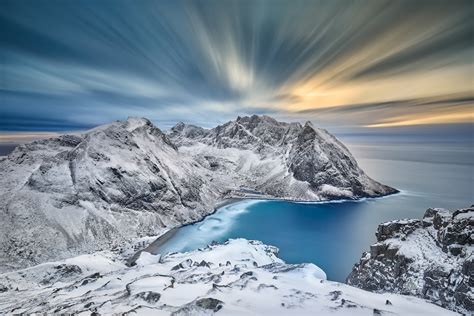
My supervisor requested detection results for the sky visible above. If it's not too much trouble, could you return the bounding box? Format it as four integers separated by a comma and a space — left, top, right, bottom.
0, 0, 473, 142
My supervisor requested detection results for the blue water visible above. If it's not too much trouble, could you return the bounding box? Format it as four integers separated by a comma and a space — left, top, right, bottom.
157, 138, 473, 282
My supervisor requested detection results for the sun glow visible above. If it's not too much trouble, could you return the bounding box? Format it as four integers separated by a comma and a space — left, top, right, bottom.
365, 109, 474, 128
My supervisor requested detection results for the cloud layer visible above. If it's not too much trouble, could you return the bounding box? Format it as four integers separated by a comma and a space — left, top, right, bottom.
1, 0, 472, 132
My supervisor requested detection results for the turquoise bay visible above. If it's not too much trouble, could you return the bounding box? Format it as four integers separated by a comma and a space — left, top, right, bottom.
156, 136, 473, 282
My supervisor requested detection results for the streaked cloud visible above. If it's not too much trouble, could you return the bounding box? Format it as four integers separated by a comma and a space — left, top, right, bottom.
0, 0, 472, 132
0, 132, 61, 143
366, 109, 474, 128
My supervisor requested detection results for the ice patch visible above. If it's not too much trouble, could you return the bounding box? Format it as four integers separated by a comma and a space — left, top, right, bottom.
154, 199, 262, 254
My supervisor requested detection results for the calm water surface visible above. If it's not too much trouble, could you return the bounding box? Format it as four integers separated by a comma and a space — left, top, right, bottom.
149, 138, 473, 282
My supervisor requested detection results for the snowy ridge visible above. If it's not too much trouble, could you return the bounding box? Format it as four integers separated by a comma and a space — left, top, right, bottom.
0, 115, 395, 272
0, 239, 455, 315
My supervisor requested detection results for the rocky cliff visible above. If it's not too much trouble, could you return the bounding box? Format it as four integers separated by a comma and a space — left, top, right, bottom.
347, 206, 473, 314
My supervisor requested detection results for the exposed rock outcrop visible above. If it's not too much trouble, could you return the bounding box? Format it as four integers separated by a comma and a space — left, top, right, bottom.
347, 206, 473, 314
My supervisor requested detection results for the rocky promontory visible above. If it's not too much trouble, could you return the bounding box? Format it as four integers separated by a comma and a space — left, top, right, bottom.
347, 206, 473, 314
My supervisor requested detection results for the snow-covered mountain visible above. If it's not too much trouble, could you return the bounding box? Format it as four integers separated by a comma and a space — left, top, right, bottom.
347, 206, 473, 314
0, 118, 220, 272
0, 116, 395, 272
169, 115, 396, 199
0, 239, 455, 315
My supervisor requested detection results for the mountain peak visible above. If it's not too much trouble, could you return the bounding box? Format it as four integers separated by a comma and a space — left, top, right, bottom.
171, 121, 186, 132
304, 120, 314, 128
236, 114, 279, 125
124, 117, 152, 131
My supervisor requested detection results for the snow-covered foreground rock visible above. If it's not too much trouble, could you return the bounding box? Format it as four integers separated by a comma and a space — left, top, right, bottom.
0, 239, 455, 315
0, 115, 396, 272
347, 206, 473, 314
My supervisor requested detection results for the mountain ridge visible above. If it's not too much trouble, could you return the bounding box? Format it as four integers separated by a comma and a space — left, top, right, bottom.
169, 114, 397, 199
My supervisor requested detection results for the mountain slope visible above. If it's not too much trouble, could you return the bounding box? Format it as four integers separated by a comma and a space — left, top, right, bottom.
0, 239, 455, 315
0, 118, 220, 272
0, 116, 395, 272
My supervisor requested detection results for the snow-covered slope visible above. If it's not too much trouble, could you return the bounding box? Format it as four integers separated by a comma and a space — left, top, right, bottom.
0, 116, 395, 272
0, 118, 220, 272
0, 239, 455, 315
347, 206, 473, 314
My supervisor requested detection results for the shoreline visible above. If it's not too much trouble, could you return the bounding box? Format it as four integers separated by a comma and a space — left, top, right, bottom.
223, 189, 400, 205
126, 227, 179, 266
127, 197, 245, 265
128, 191, 400, 264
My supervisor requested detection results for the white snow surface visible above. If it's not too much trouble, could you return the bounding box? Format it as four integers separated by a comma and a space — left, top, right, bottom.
0, 239, 455, 316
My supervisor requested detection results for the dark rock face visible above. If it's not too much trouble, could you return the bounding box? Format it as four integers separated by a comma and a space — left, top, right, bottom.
40, 264, 83, 285
134, 291, 161, 303
195, 297, 224, 311
171, 259, 193, 271
375, 219, 421, 241
171, 297, 224, 315
169, 122, 209, 144
347, 206, 474, 314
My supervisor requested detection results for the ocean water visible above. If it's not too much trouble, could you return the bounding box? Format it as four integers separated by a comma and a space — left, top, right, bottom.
0, 144, 17, 156
156, 136, 473, 282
